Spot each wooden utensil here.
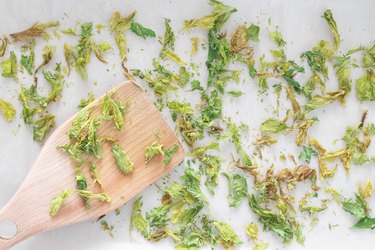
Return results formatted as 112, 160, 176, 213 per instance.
0, 81, 185, 249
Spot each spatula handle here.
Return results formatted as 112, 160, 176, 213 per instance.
0, 201, 25, 249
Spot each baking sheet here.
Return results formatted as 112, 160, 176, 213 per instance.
0, 0, 375, 249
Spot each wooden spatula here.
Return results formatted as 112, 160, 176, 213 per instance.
0, 81, 185, 249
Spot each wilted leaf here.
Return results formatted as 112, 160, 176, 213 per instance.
0, 36, 8, 57
322, 9, 340, 52
163, 144, 179, 166
269, 28, 286, 47
10, 22, 59, 42
33, 114, 56, 141
247, 24, 260, 42
356, 70, 375, 101
223, 173, 248, 207
130, 196, 149, 237
304, 89, 346, 112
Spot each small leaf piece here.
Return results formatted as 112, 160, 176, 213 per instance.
130, 21, 156, 39
112, 144, 134, 174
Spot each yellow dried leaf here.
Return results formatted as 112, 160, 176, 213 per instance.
359, 180, 373, 199
296, 119, 317, 146
183, 13, 219, 30
190, 37, 199, 57
0, 36, 8, 57
115, 33, 127, 60
163, 49, 186, 66
309, 137, 326, 154
0, 99, 16, 122
109, 11, 137, 34
245, 223, 258, 241
64, 43, 73, 76
254, 135, 277, 146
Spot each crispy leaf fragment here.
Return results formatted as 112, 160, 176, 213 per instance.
304, 89, 346, 112
146, 203, 172, 228
356, 70, 375, 101
223, 173, 248, 207
191, 37, 199, 57
213, 221, 241, 249
299, 146, 318, 163
201, 154, 221, 193
260, 118, 288, 133
10, 22, 59, 42
190, 142, 219, 157
160, 18, 175, 54
167, 101, 194, 116
130, 196, 149, 237
248, 194, 293, 240
225, 121, 253, 166
163, 49, 186, 66
302, 73, 325, 99
110, 11, 136, 60
35, 45, 55, 76
286, 85, 301, 119
163, 144, 179, 166
184, 13, 219, 30
359, 180, 373, 199
362, 42, 375, 68
0, 99, 16, 122
353, 217, 375, 229
322, 10, 340, 52
110, 11, 137, 34
43, 70, 64, 103
245, 223, 258, 241
76, 190, 111, 203
115, 34, 127, 60
296, 118, 317, 146
1, 51, 17, 79
33, 114, 56, 141
301, 40, 332, 80
0, 36, 8, 57
230, 24, 250, 53
49, 189, 72, 217
78, 92, 95, 109
21, 41, 35, 74
254, 135, 277, 146
74, 22, 93, 79
269, 28, 286, 47
247, 24, 260, 42
342, 194, 368, 219
112, 144, 133, 174
90, 163, 103, 188
64, 43, 74, 75
334, 54, 352, 101
182, 167, 207, 203
100, 220, 114, 238
145, 143, 164, 163
310, 137, 337, 179
102, 94, 126, 130
130, 21, 156, 39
